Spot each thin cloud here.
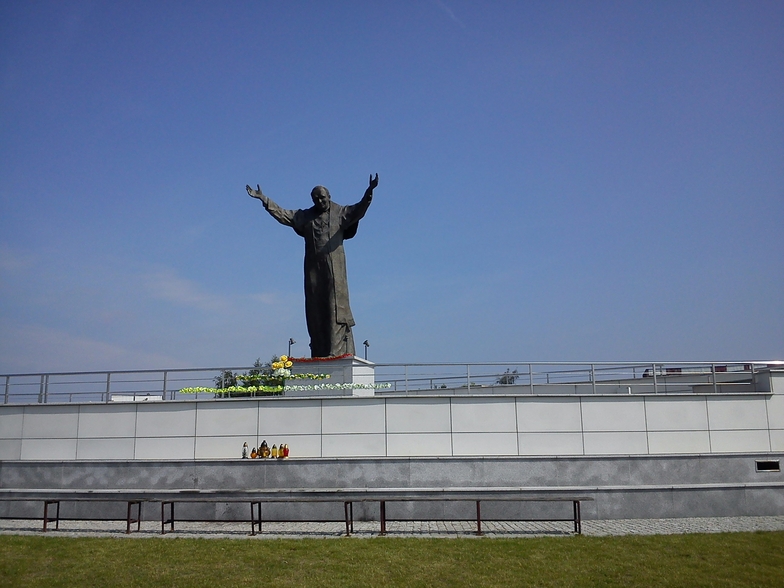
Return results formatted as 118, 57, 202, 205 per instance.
0, 324, 183, 373
143, 269, 229, 312
432, 0, 466, 29
142, 267, 279, 312
248, 292, 279, 305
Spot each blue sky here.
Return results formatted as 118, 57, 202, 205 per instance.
1, 1, 782, 373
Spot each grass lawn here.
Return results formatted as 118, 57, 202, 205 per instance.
1, 531, 783, 587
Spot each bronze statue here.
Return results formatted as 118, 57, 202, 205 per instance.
246, 174, 378, 358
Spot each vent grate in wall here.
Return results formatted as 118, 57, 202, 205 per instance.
755, 460, 781, 472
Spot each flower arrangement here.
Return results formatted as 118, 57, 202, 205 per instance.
284, 382, 391, 392
271, 355, 293, 378
180, 382, 391, 395
180, 355, 330, 397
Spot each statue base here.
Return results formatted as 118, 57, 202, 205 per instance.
288, 356, 375, 397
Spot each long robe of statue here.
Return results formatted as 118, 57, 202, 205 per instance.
247, 177, 376, 358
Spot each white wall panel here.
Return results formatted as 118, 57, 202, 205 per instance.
708, 397, 768, 430
78, 405, 137, 438
196, 402, 257, 437
0, 407, 24, 438
258, 400, 321, 436
0, 439, 22, 460
452, 432, 518, 456
709, 430, 771, 453
645, 397, 708, 431
76, 438, 135, 460
21, 405, 79, 439
386, 398, 451, 433
135, 403, 196, 438
265, 434, 322, 458
134, 436, 195, 460
195, 436, 251, 459
387, 433, 452, 456
769, 429, 784, 451
322, 399, 385, 434
516, 398, 582, 432
583, 432, 648, 455
451, 398, 516, 433
581, 399, 646, 432
321, 433, 385, 457
517, 432, 584, 455
21, 438, 77, 460
766, 395, 784, 429
647, 431, 711, 454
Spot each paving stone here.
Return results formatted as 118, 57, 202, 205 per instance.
2, 516, 784, 539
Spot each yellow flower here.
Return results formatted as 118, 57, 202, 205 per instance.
285, 361, 293, 368
280, 355, 288, 362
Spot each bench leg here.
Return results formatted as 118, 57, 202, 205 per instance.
573, 500, 581, 535
344, 501, 353, 536
161, 502, 174, 535
126, 501, 142, 534
250, 501, 262, 536
379, 501, 386, 535
43, 500, 60, 532
476, 500, 483, 536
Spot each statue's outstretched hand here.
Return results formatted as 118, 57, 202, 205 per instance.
368, 173, 379, 192
247, 184, 264, 200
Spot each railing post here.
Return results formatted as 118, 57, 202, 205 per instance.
590, 364, 596, 395
529, 364, 534, 395
162, 371, 169, 400
652, 363, 658, 394
711, 363, 718, 394
466, 364, 471, 392
38, 375, 45, 403
3, 375, 9, 404
104, 372, 112, 403
404, 365, 408, 393
44, 374, 49, 403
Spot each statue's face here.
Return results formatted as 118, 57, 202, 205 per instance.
311, 187, 330, 212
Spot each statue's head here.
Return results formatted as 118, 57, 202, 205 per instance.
311, 185, 331, 212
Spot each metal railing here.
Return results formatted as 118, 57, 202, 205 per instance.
371, 361, 780, 395
1, 361, 780, 405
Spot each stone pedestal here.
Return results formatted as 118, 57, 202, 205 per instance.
288, 356, 376, 397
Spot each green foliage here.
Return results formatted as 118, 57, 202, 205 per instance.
497, 368, 519, 385
1, 532, 783, 588
211, 358, 274, 398
247, 357, 266, 377
212, 369, 237, 389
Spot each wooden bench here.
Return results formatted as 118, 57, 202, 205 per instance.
0, 488, 592, 536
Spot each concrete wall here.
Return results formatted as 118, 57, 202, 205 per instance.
1, 454, 782, 521
1, 385, 783, 461
2, 370, 781, 522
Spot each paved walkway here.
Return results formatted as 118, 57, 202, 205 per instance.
2, 516, 783, 539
